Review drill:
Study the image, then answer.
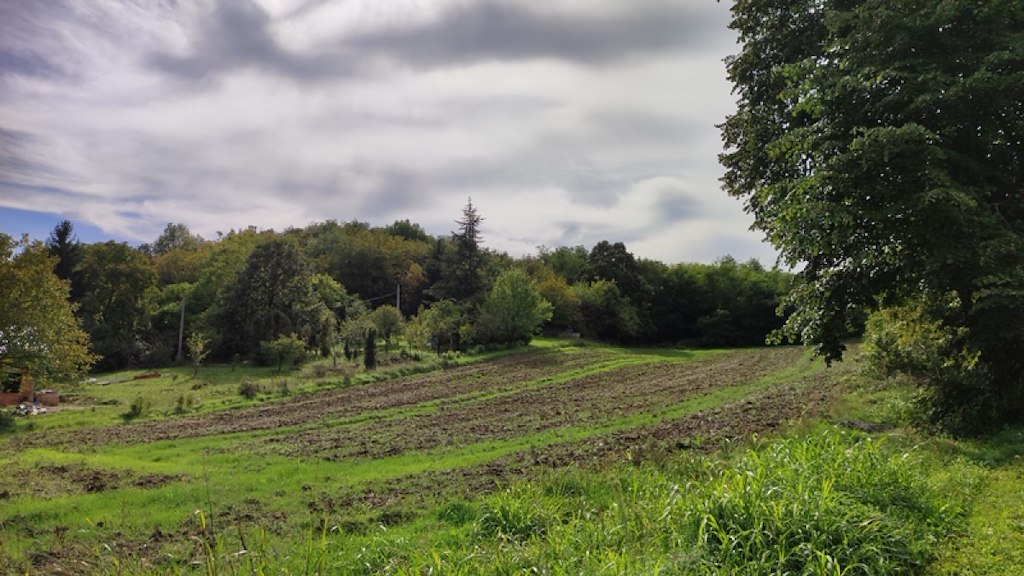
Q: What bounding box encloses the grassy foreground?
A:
[0,340,1021,574]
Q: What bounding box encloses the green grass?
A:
[4,340,1024,575]
[136,427,976,575]
[924,426,1024,575]
[29,345,471,433]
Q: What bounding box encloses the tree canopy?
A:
[77,241,158,370]
[475,268,552,346]
[721,0,1024,430]
[214,237,321,360]
[0,234,95,384]
[6,203,798,376]
[430,198,488,302]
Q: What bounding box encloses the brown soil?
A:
[254,347,810,461]
[2,345,857,574]
[6,347,613,451]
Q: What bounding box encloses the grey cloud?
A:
[0,2,75,83]
[146,0,730,84]
[392,153,628,208]
[649,183,704,225]
[148,0,358,82]
[583,108,703,146]
[0,49,63,80]
[0,129,71,185]
[0,0,770,264]
[357,170,436,221]
[348,2,730,68]
[0,179,82,205]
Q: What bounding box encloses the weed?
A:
[320,428,975,575]
[121,396,150,421]
[436,501,477,527]
[476,488,549,542]
[173,393,195,415]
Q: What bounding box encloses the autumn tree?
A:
[187,332,209,377]
[721,0,1024,430]
[0,234,96,384]
[531,267,581,332]
[305,220,429,303]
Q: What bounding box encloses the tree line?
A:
[2,199,793,384]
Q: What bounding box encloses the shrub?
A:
[260,334,308,373]
[0,411,15,433]
[862,297,990,433]
[238,380,260,400]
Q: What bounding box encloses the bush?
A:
[238,380,261,400]
[863,298,991,433]
[0,411,15,433]
[259,334,308,373]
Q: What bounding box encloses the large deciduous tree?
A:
[77,241,158,370]
[0,234,96,384]
[215,237,319,360]
[306,220,429,304]
[721,0,1024,430]
[574,280,641,342]
[148,222,203,256]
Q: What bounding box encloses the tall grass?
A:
[316,427,978,575]
[5,430,983,575]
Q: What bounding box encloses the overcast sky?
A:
[0,0,776,265]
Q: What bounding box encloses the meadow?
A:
[1,340,1021,574]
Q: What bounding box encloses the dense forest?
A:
[2,200,793,379]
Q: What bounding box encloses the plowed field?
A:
[0,343,854,573]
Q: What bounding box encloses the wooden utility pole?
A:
[176,292,186,362]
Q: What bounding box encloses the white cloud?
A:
[0,0,775,264]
